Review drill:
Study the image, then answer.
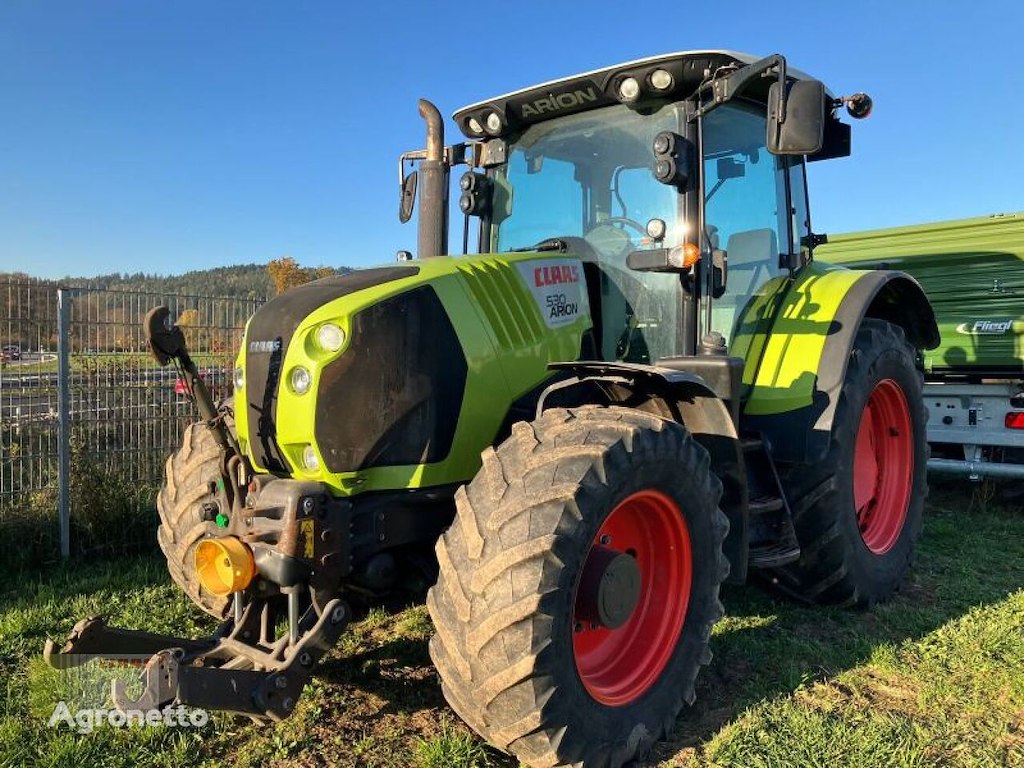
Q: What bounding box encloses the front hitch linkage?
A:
[44,593,351,720]
[44,306,349,721]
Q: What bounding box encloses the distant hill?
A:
[1,261,354,300]
[1,264,274,299]
[0,262,352,350]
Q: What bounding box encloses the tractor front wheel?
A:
[427,406,729,768]
[156,421,232,619]
[776,319,927,606]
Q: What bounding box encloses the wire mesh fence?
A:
[0,279,263,568]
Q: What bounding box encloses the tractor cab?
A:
[403,50,867,364]
[487,97,804,362]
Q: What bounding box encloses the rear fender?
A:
[544,361,749,584]
[740,263,938,464]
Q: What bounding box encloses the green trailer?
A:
[817,213,1024,479]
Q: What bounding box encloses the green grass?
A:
[414,723,492,768]
[0,483,1021,767]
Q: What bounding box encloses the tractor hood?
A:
[233,254,592,496]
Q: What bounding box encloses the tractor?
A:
[45,50,938,767]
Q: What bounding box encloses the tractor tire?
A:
[775,319,927,607]
[156,421,232,619]
[427,406,729,768]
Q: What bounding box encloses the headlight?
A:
[302,444,320,471]
[233,366,244,390]
[316,323,345,352]
[290,366,312,395]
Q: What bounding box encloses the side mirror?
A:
[711,248,727,298]
[399,170,418,223]
[143,306,186,367]
[717,157,745,180]
[767,79,826,155]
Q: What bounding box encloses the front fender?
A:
[545,360,749,585]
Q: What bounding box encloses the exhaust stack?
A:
[416,99,448,258]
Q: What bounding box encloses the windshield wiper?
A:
[511,238,568,253]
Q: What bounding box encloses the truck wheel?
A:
[427,406,729,768]
[776,319,927,606]
[157,421,232,619]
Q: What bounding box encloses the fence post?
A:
[57,289,72,560]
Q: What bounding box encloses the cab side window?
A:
[788,157,812,264]
[703,103,789,344]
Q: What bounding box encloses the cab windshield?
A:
[492,103,690,362]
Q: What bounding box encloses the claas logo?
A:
[533,264,580,287]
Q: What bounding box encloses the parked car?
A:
[1,345,21,362]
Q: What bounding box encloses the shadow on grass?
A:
[305,494,1022,767]
[646,492,1024,764]
[7,488,1020,768]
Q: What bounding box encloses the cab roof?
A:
[453,50,817,140]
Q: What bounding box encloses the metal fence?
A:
[0,279,263,563]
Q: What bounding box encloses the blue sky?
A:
[1,1,1022,279]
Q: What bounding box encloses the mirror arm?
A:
[695,54,787,119]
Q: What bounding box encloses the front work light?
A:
[290,366,312,395]
[233,366,245,390]
[618,76,641,103]
[649,68,673,91]
[302,444,320,471]
[485,112,503,135]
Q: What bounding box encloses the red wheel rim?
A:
[853,378,914,555]
[572,490,691,707]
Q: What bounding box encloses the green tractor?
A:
[46,50,938,767]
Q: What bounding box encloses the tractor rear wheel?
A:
[156,421,232,619]
[775,319,927,606]
[427,406,729,768]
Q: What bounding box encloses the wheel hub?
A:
[572,489,692,707]
[575,546,641,630]
[853,378,913,555]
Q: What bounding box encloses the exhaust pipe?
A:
[416,99,448,258]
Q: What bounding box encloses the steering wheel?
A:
[584,216,649,259]
[587,216,647,237]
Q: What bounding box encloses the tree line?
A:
[1,259,351,350]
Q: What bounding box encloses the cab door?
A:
[701,103,812,378]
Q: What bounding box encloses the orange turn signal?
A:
[195,536,255,596]
[681,243,701,268]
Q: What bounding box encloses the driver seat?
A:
[710,228,780,345]
[724,228,780,296]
